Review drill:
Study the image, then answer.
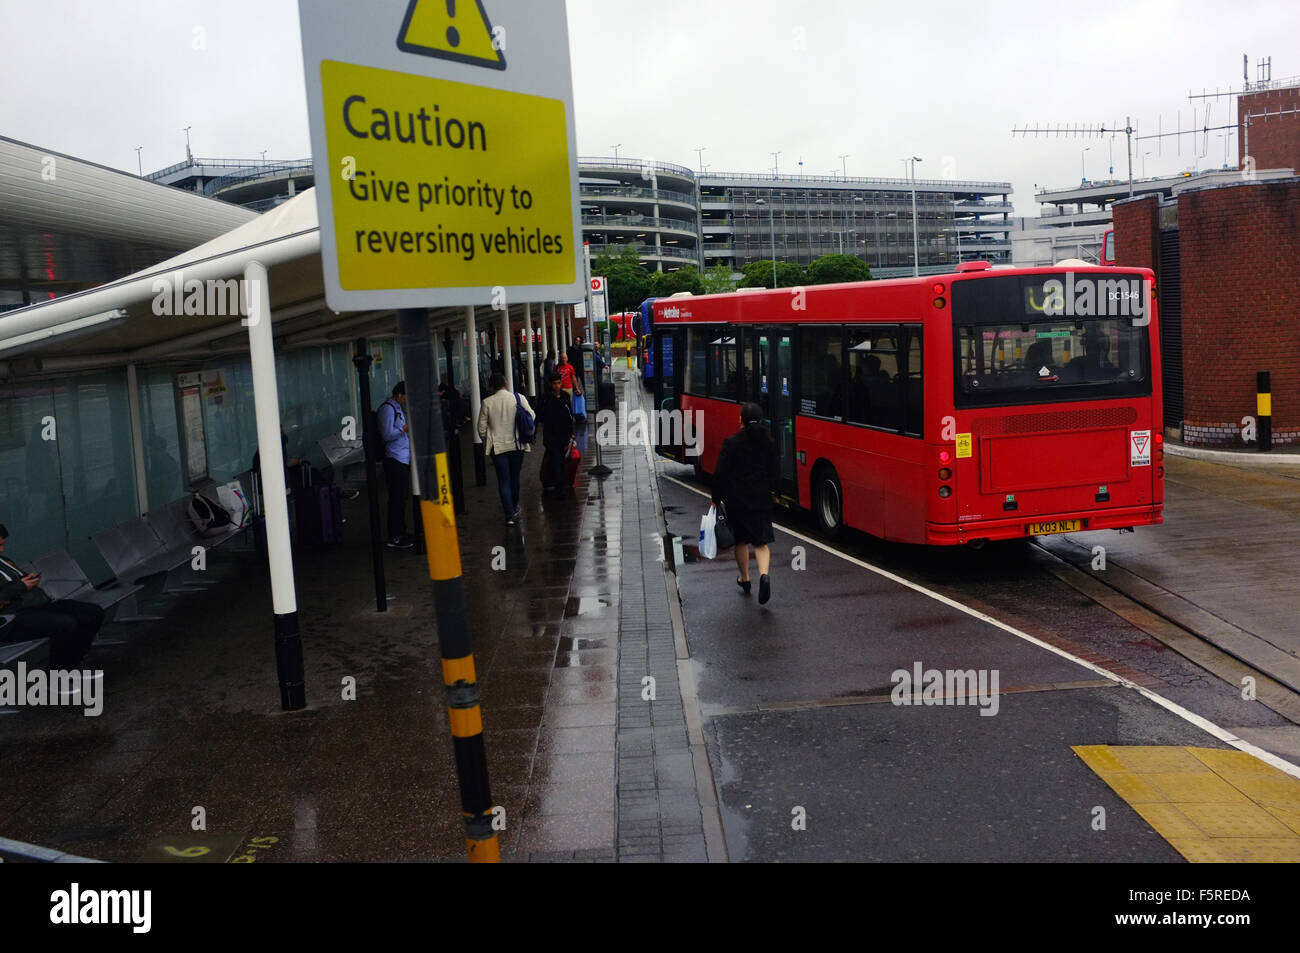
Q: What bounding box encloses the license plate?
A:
[1026,519,1082,535]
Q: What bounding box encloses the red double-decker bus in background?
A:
[652,262,1163,545]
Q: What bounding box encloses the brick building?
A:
[1112,177,1300,447]
[1239,85,1300,173]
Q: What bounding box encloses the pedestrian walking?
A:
[556,351,581,404]
[478,373,533,525]
[537,371,574,494]
[711,401,779,604]
[378,381,413,549]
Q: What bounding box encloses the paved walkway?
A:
[0,372,701,862]
[1040,455,1300,702]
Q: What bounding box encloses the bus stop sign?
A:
[299,0,583,312]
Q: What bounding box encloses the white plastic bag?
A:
[699,504,718,560]
[215,480,250,529]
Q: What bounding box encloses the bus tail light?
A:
[938,467,952,480]
[1156,466,1164,478]
[938,450,951,463]
[938,485,952,498]
[933,296,946,309]
[931,282,945,295]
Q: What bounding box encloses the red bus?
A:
[1101,229,1117,265]
[653,262,1163,545]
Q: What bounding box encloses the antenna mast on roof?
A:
[1011,119,1136,196]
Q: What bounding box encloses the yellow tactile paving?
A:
[1073,745,1300,863]
[1265,806,1300,835]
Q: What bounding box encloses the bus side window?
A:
[799,326,843,419]
[685,327,709,395]
[709,333,738,400]
[903,328,923,437]
[847,327,901,431]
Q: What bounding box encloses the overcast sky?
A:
[2,0,1294,215]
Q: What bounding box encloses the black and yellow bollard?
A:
[397,308,498,863]
[1257,371,1272,453]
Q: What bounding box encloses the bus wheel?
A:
[813,466,844,538]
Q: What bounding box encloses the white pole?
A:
[538,299,550,368]
[125,362,149,513]
[523,301,536,396]
[500,305,514,393]
[244,259,305,710]
[465,306,482,447]
[910,160,920,278]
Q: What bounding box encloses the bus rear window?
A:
[955,318,1148,407]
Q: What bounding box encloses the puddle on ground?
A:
[564,596,612,617]
[556,636,607,651]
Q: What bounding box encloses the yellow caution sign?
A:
[320,59,575,292]
[955,433,972,458]
[300,0,584,311]
[397,0,505,70]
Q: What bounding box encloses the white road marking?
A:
[661,472,1300,778]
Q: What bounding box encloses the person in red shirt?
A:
[556,352,581,403]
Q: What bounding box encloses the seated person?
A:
[0,523,104,670]
[1023,340,1057,379]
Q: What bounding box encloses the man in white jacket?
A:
[477,373,533,525]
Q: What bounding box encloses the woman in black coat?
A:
[711,402,780,604]
[537,371,575,492]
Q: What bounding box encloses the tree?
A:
[650,264,705,298]
[701,263,740,295]
[739,259,805,289]
[805,254,871,285]
[592,244,653,313]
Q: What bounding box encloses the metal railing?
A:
[581,213,699,232]
[578,156,696,178]
[204,160,315,196]
[580,184,697,205]
[146,156,311,180]
[587,243,699,261]
[702,171,1012,190]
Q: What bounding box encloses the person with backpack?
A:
[378,381,413,550]
[712,402,780,605]
[477,373,534,525]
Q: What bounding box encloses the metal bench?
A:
[27,550,143,636]
[1,631,47,713]
[30,550,144,612]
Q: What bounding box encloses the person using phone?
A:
[0,524,104,670]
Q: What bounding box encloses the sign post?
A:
[300,0,583,863]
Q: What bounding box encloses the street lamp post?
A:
[839,154,850,178]
[903,156,922,277]
[755,198,777,287]
[1081,146,1091,183]
[612,143,622,162]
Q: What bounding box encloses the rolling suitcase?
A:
[540,444,580,488]
[296,463,344,546]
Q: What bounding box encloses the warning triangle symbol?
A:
[1133,435,1148,453]
[397,0,506,70]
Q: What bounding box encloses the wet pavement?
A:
[1040,455,1300,699]
[0,371,698,862]
[658,458,1300,862]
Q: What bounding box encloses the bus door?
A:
[654,328,685,461]
[745,327,798,504]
